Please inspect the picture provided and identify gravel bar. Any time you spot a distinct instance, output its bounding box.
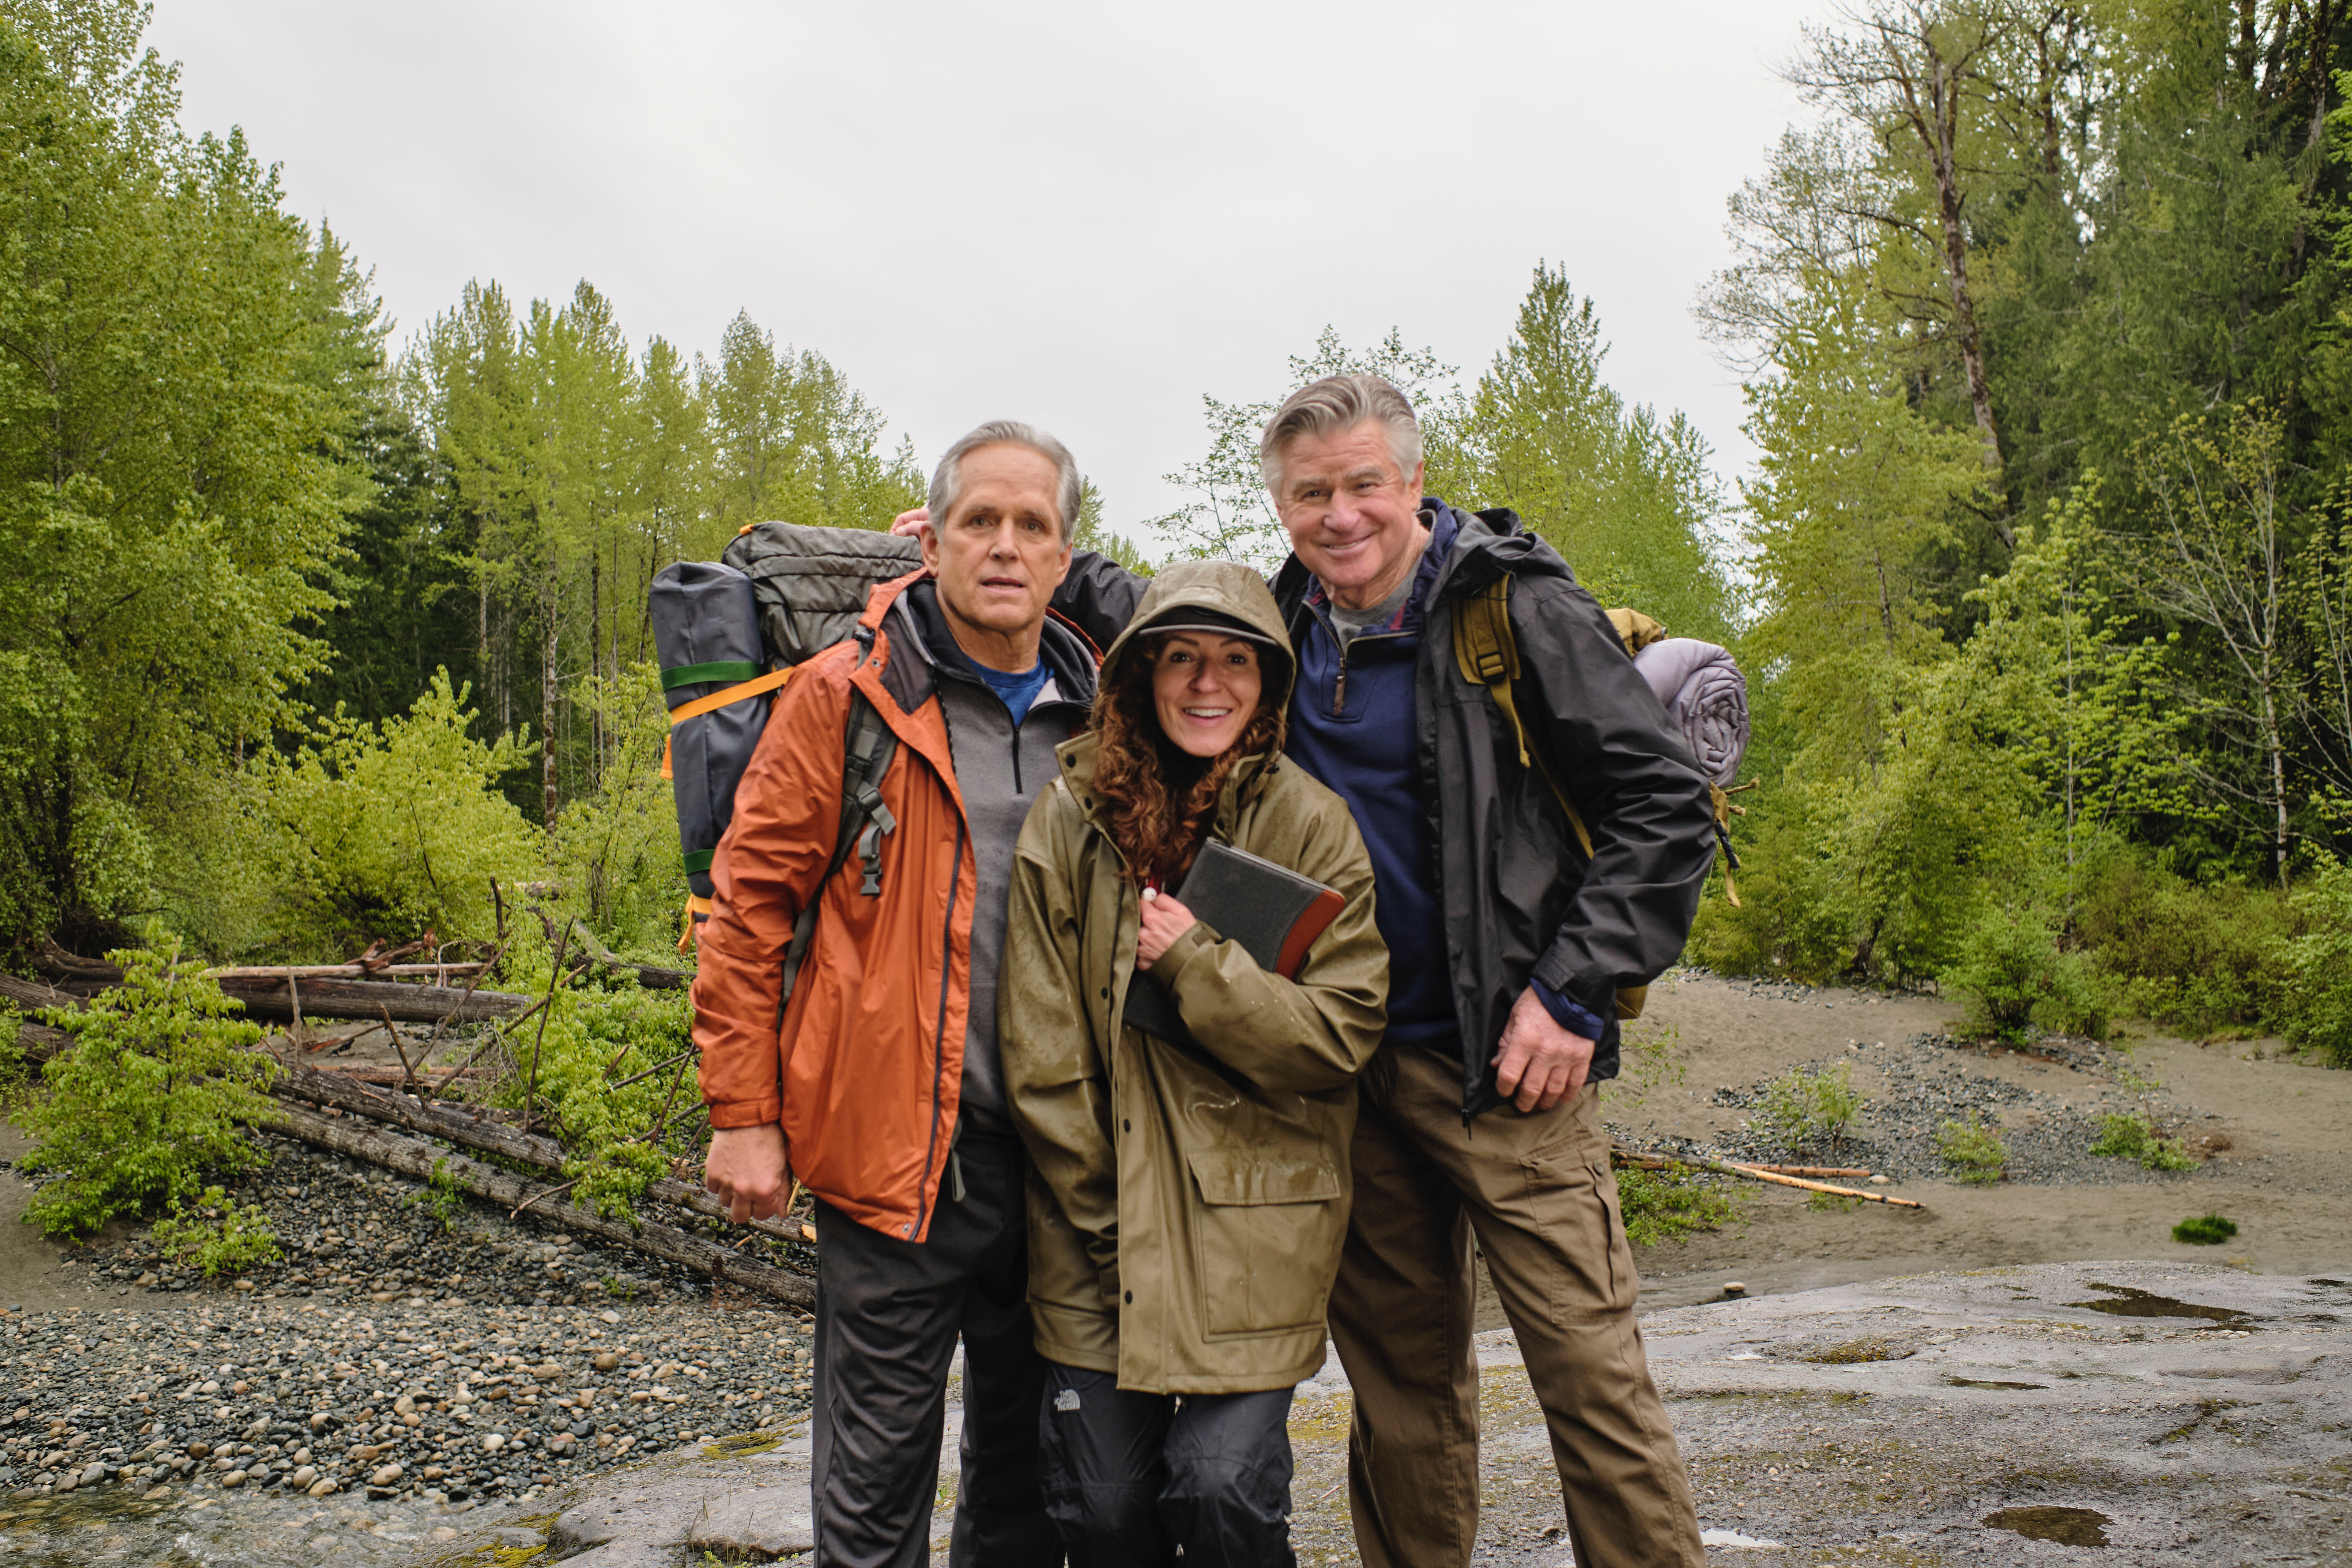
[0,1130,816,1564]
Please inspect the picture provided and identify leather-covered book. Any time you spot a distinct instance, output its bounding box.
[1122,838,1347,1047]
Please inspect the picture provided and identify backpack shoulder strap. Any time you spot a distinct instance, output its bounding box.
[778,667,900,1002]
[1451,575,1594,861]
[1450,575,1650,1023]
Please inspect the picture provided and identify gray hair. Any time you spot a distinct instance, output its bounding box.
[928,420,1082,541]
[1259,374,1422,495]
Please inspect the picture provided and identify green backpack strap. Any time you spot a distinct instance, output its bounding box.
[1449,573,1647,1023]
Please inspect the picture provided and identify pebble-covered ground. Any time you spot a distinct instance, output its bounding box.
[0,1127,816,1563]
[1632,1028,2219,1185]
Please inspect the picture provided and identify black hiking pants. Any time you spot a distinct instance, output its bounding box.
[810,1130,1062,1568]
[1038,1362,1297,1568]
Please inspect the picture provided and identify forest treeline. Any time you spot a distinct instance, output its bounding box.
[3,0,2349,1061]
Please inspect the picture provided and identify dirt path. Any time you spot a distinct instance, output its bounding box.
[1606,972,2352,1311]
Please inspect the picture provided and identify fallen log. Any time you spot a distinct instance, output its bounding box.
[0,972,80,1016]
[303,1064,494,1087]
[1610,1144,1925,1209]
[19,959,529,1024]
[263,1100,813,1309]
[207,963,489,981]
[1753,1165,1872,1179]
[207,975,529,1025]
[268,1057,800,1248]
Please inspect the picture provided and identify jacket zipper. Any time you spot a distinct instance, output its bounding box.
[1329,626,1407,718]
[910,815,967,1240]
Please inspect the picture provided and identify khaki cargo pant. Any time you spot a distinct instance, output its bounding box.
[1328,1042,1704,1568]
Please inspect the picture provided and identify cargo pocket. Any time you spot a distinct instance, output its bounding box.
[1187,1151,1343,1338]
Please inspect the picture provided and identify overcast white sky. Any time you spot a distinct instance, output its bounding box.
[148,0,1823,535]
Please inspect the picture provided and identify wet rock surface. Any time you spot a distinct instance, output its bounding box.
[393,1263,2350,1566]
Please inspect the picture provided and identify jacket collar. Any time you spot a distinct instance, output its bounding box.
[869,574,1099,716]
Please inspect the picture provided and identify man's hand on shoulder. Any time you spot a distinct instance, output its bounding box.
[1492,986,1594,1113]
[704,1123,794,1224]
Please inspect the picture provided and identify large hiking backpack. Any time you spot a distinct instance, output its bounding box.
[1449,580,1753,1020]
[650,524,925,951]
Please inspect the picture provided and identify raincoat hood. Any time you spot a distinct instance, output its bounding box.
[1096,559,1298,714]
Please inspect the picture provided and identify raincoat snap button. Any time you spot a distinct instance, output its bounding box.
[1123,1291,1133,1305]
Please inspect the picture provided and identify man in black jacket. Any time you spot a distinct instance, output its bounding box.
[1253,376,1712,1568]
[898,375,1714,1566]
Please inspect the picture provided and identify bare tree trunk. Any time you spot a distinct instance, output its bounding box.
[589,552,603,790]
[542,591,559,832]
[1905,14,2009,526]
[1807,2,2018,545]
[2262,663,2290,890]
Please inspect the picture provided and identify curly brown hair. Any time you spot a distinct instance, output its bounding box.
[1091,635,1287,888]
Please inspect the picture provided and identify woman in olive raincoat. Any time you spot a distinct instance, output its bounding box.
[1001,559,1389,1568]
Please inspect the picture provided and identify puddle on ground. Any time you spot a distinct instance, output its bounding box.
[1946,1376,2047,1390]
[1983,1505,2111,1546]
[2067,1283,2253,1326]
[1698,1526,1784,1548]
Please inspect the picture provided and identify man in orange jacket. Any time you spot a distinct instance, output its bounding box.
[696,421,1094,1567]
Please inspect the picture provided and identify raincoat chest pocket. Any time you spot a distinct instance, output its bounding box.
[1186,1150,1344,1338]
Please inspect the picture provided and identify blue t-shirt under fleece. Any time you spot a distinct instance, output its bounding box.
[975,660,1051,725]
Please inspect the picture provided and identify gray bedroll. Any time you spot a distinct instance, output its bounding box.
[721,522,922,667]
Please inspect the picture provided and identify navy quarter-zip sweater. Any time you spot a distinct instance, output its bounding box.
[1282,511,1459,1054]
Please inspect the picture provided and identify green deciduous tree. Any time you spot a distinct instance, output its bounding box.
[1455,265,1739,643]
[0,0,370,959]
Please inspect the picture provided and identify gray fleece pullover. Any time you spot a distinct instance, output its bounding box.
[891,586,1094,1140]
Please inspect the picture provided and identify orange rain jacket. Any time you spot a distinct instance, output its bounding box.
[692,570,1090,1243]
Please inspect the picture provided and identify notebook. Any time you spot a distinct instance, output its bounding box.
[1121,838,1347,1048]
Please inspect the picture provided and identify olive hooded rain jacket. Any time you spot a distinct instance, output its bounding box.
[1000,560,1389,1395]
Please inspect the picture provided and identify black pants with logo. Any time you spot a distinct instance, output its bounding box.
[1038,1362,1296,1568]
[810,1130,1062,1568]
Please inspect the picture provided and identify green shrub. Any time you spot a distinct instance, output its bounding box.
[20,950,277,1236]
[251,671,542,959]
[2089,1110,2198,1171]
[479,929,700,1219]
[407,1156,467,1233]
[1752,1062,1865,1152]
[1942,906,2109,1043]
[2172,1213,2238,1246]
[148,1185,282,1277]
[547,664,691,959]
[2073,846,2297,1037]
[1603,1020,1688,1114]
[2276,859,2352,1068]
[1686,804,1853,983]
[1616,1163,1743,1246]
[1936,1117,2008,1183]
